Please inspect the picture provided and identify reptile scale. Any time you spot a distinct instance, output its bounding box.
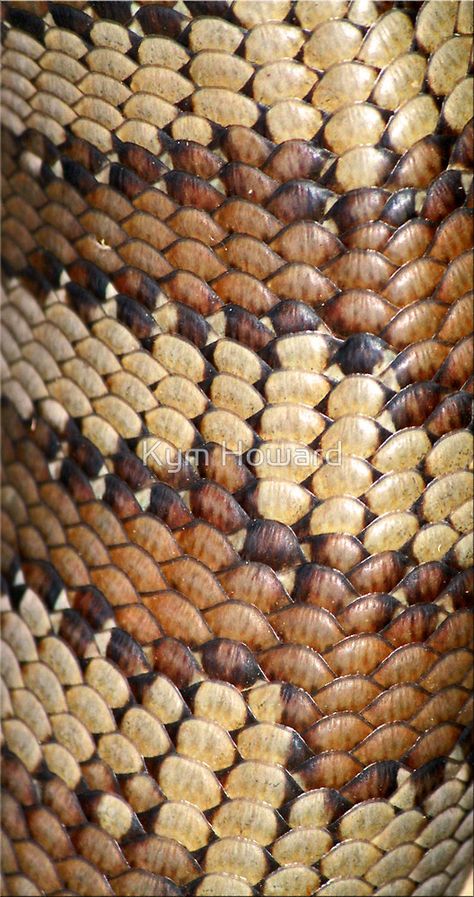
[0,1,473,895]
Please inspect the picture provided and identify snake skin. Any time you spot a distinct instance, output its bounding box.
[1,1,473,895]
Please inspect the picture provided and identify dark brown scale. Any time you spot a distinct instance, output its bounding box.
[113,267,160,309]
[327,189,388,233]
[116,142,167,184]
[242,519,305,570]
[149,484,193,528]
[152,638,202,690]
[450,119,474,169]
[383,382,450,429]
[425,391,473,438]
[48,1,91,35]
[219,162,278,206]
[65,281,103,323]
[111,451,157,493]
[105,628,149,677]
[268,300,327,335]
[102,475,142,519]
[164,170,223,212]
[70,585,114,630]
[57,609,96,658]
[293,564,357,614]
[342,760,401,804]
[422,170,466,223]
[396,563,453,606]
[266,180,332,224]
[215,305,274,351]
[201,638,262,688]
[68,259,111,302]
[135,3,186,37]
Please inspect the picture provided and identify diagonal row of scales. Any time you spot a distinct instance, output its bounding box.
[0,1,473,896]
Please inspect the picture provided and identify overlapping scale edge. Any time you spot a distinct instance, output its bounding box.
[0,1,473,896]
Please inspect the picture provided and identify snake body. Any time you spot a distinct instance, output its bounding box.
[1,2,473,895]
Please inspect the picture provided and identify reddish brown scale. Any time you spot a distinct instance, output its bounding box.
[134,188,177,220]
[221,125,272,167]
[161,270,223,315]
[395,563,453,606]
[217,563,289,615]
[383,382,450,429]
[213,198,280,242]
[355,722,418,764]
[428,609,474,652]
[385,340,450,389]
[302,533,368,573]
[435,251,473,304]
[321,289,395,336]
[305,713,372,754]
[219,162,278,206]
[337,594,402,635]
[435,336,474,389]
[122,837,201,887]
[383,604,445,648]
[293,564,357,614]
[381,300,448,349]
[259,644,333,694]
[323,249,396,292]
[190,481,249,534]
[152,638,202,690]
[70,825,128,877]
[168,141,222,180]
[169,207,225,245]
[348,551,407,595]
[295,753,363,792]
[165,239,225,282]
[385,136,448,190]
[266,263,338,306]
[342,221,394,253]
[145,591,211,646]
[198,442,254,493]
[115,605,163,644]
[268,605,343,653]
[373,644,439,689]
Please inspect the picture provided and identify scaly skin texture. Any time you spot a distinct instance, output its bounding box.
[1,2,473,895]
